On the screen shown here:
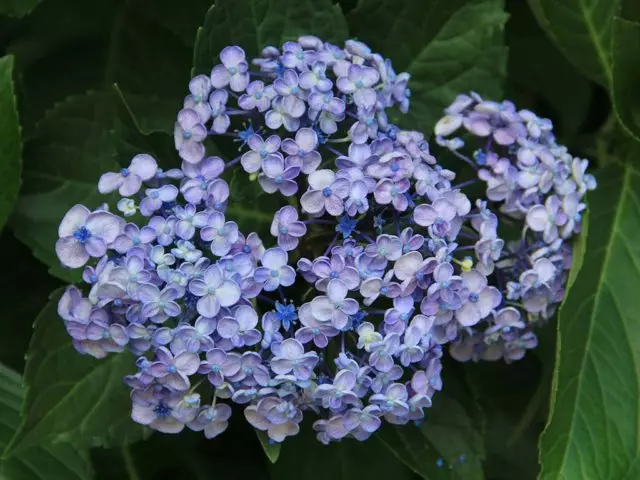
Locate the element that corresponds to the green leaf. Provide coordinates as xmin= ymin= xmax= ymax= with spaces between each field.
xmin=528 ymin=0 xmax=621 ymax=86
xmin=505 ymin=1 xmax=592 ymax=138
xmin=0 ymin=231 xmax=61 ymax=372
xmin=567 ymin=207 xmax=589 ymax=291
xmin=539 ymin=164 xmax=640 ymax=479
xmin=145 ymin=0 xmax=212 ymax=48
xmin=463 ymin=358 xmax=545 ymax=479
xmin=0 ymin=0 xmax=41 ymax=17
xmin=10 ymin=92 xmax=121 ymax=283
xmin=8 ymin=0 xmax=195 ymax=135
xmin=612 ymin=18 xmax=640 ymax=143
xmin=4 ymin=288 xmax=144 ymax=455
xmin=0 ymin=55 xmax=22 ymax=232
xmin=377 ymin=390 xmax=485 ymax=479
xmin=256 ymin=430 xmax=281 ymax=464
xmin=192 ymin=0 xmax=349 ymax=75
xmin=349 ymin=0 xmax=509 ymax=132
xmin=0 ymin=363 xmax=93 ymax=480
xmin=270 ymin=424 xmax=416 ymax=479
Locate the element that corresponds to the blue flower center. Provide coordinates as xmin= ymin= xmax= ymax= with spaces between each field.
xmin=322 ymin=187 xmax=332 ymax=197
xmin=244 ymin=367 xmax=253 ymax=375
xmin=330 ymin=271 xmax=339 ymax=279
xmin=355 ymin=80 xmax=364 ymax=89
xmin=279 ymin=226 xmax=289 ymax=234
xmin=469 ymin=293 xmax=479 ymax=303
xmin=442 ymin=280 xmax=450 ymax=288
xmin=255 ymin=91 xmax=263 ymax=99
xmin=275 ymin=175 xmax=283 ymax=184
xmin=416 ymin=271 xmax=424 ymax=281
xmin=167 ymin=365 xmax=177 ymax=373
xmin=296 ymin=52 xmax=305 ymax=60
xmin=291 ymin=86 xmax=300 ymax=95
xmin=228 ymin=67 xmax=238 ymax=75
xmin=151 ymin=191 xmax=160 ymax=199
xmin=366 ymin=118 xmax=374 ymax=126
xmin=270 ymin=270 xmax=279 ymax=277
xmin=243 ymin=244 xmax=251 ymax=253
xmin=474 ymin=151 xmax=487 ymax=165
xmin=101 ymin=330 xmax=110 ymax=339
xmin=211 ymin=365 xmax=220 ymax=373
xmin=194 ymin=95 xmax=202 ymax=103
xmin=153 ymin=402 xmax=172 ymax=419
xmin=73 ymin=226 xmax=92 ymax=244
xmin=391 ymin=163 xmax=400 ymax=172
xmin=380 ymin=287 xmax=388 ymax=295
xmin=183 ymin=130 xmax=192 ymax=139
xmin=120 ymin=168 xmax=130 ymax=177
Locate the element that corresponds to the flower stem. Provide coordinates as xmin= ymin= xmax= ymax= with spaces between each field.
xmin=121 ymin=445 xmax=141 ymax=480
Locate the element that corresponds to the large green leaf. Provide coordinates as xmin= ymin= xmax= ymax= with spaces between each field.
xmin=8 ymin=0 xmax=195 ymax=135
xmin=145 ymin=0 xmax=212 ymax=48
xmin=0 ymin=0 xmax=41 ymax=17
xmin=528 ymin=0 xmax=621 ymax=86
xmin=349 ymin=0 xmax=508 ymax=132
xmin=0 ymin=363 xmax=93 ymax=480
xmin=464 ymin=358 xmax=546 ymax=480
xmin=0 ymin=231 xmax=60 ymax=372
xmin=4 ymin=289 xmax=144 ymax=455
xmin=377 ymin=390 xmax=485 ymax=479
xmin=506 ymin=1 xmax=592 ymax=138
xmin=10 ymin=92 xmax=121 ymax=283
xmin=270 ymin=424 xmax=417 ymax=479
xmin=539 ymin=164 xmax=640 ymax=479
xmin=0 ymin=55 xmax=22 ymax=232
xmin=612 ymin=18 xmax=640 ymax=143
xmin=192 ymin=0 xmax=349 ymax=75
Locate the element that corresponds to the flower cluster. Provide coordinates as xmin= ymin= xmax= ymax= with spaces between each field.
xmin=433 ymin=92 xmax=596 ymax=361
xmin=54 ymin=38 xmax=594 ymax=445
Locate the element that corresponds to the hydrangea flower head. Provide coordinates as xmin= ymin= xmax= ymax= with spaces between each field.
xmin=54 ymin=39 xmax=593 ymax=445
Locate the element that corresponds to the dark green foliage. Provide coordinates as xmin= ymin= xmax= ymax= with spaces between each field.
xmin=0 ymin=1 xmax=638 ymax=479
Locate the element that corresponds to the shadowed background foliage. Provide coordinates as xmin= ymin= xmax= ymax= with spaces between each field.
xmin=0 ymin=0 xmax=639 ymax=479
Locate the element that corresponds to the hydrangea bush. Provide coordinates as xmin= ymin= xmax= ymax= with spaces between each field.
xmin=54 ymin=36 xmax=594 ymax=446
